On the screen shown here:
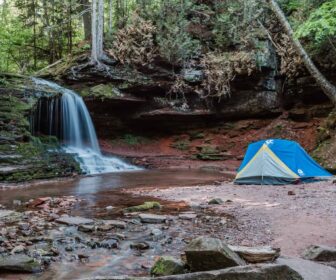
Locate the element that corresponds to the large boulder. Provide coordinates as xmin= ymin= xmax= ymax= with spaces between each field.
xmin=151 ymin=256 xmax=185 ymax=277
xmin=185 ymin=237 xmax=246 ymax=271
xmin=302 ymin=245 xmax=336 ymax=262
xmin=0 ymin=255 xmax=42 ymax=273
xmin=277 ymin=257 xmax=336 ymax=280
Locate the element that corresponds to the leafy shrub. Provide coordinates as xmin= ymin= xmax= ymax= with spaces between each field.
xmin=156 ymin=12 xmax=201 ymax=65
xmin=296 ymin=0 xmax=336 ymax=46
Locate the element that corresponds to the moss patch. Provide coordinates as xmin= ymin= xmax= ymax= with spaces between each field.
xmin=124 ymin=201 xmax=161 ymax=212
xmin=150 ymin=256 xmax=185 ymax=276
xmin=81 ymin=84 xmax=123 ymax=100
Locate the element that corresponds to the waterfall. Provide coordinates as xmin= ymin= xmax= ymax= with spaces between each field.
xmin=32 ymin=78 xmax=140 ymax=175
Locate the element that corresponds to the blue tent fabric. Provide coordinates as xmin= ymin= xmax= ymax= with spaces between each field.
xmin=235 ymin=139 xmax=332 ymax=185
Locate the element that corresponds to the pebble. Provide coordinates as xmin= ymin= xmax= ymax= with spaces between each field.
xmin=130 ymin=241 xmax=150 ymax=250
xmin=100 ymin=239 xmax=119 ymax=249
xmin=13 ymin=200 xmax=22 ymax=206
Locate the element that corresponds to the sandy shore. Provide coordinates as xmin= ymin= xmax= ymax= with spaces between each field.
xmin=126 ymin=180 xmax=336 ymax=257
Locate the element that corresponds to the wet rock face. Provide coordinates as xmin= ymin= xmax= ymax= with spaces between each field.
xmin=0 ymin=75 xmax=80 ymax=182
xmin=185 ymin=237 xmax=246 ymax=271
xmin=0 ymin=255 xmax=42 ymax=273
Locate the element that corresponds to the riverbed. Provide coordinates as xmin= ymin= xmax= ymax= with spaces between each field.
xmin=1 ymin=170 xmax=336 ymax=279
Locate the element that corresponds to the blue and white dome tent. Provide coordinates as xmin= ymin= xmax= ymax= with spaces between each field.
xmin=234 ymin=139 xmax=333 ymax=185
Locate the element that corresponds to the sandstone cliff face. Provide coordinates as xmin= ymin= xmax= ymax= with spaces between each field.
xmin=47 ymin=39 xmax=332 ymax=139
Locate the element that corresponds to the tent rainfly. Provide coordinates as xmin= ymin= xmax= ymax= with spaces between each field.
xmin=234 ymin=139 xmax=333 ymax=185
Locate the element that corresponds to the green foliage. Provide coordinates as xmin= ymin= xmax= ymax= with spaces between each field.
xmin=279 ymin=0 xmax=336 ymax=63
xmin=296 ymin=0 xmax=336 ymax=44
xmin=212 ymin=0 xmax=264 ymax=50
xmin=0 ymin=0 xmax=84 ymax=74
xmin=156 ymin=10 xmax=201 ymax=65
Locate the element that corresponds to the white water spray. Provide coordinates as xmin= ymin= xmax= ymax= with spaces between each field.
xmin=33 ymin=78 xmax=140 ymax=174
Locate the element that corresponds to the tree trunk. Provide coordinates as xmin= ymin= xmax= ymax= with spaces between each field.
xmin=268 ymin=0 xmax=336 ymax=105
xmin=91 ymin=0 xmax=98 ymax=62
xmin=91 ymin=0 xmax=104 ymax=64
xmin=32 ymin=0 xmax=37 ymax=69
xmin=109 ymin=0 xmax=113 ymax=34
xmin=97 ymin=0 xmax=104 ymax=58
xmin=81 ymin=0 xmax=91 ymax=41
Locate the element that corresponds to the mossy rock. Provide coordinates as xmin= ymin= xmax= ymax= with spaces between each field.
xmin=171 ymin=140 xmax=190 ymax=151
xmin=88 ymin=84 xmax=122 ymax=100
xmin=150 ymin=256 xmax=185 ymax=277
xmin=195 ymin=146 xmax=224 ymax=161
xmin=124 ymin=201 xmax=161 ymax=212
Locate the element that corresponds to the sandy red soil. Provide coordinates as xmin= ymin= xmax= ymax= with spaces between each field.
xmin=126 ymin=180 xmax=336 ymax=257
xmin=100 ymin=116 xmax=323 ymax=172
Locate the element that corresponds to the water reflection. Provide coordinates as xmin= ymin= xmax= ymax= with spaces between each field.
xmin=0 ymin=169 xmax=228 ymax=211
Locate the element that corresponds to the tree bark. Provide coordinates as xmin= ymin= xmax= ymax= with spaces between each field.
xmin=109 ymin=0 xmax=113 ymax=34
xmin=268 ymin=0 xmax=336 ymax=105
xmin=97 ymin=0 xmax=104 ymax=58
xmin=91 ymin=0 xmax=104 ymax=64
xmin=81 ymin=0 xmax=91 ymax=40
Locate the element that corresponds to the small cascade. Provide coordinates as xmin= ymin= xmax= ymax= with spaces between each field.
xmin=32 ymin=78 xmax=139 ymax=175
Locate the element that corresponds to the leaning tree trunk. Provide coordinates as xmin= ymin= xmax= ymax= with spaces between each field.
xmin=268 ymin=0 xmax=336 ymax=105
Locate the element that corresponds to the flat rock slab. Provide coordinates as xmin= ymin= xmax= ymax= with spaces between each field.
xmin=139 ymin=214 xmax=167 ymax=223
xmin=179 ymin=213 xmax=197 ymax=220
xmin=97 ymin=220 xmax=127 ymax=230
xmin=277 ymin=257 xmax=336 ymax=280
xmin=0 ymin=210 xmax=22 ymax=223
xmin=0 ymin=210 xmax=15 ymax=218
xmin=0 ymin=255 xmax=42 ymax=273
xmin=56 ymin=216 xmax=94 ymax=226
xmin=83 ymin=264 xmax=303 ymax=280
xmin=228 ymin=245 xmax=280 ymax=263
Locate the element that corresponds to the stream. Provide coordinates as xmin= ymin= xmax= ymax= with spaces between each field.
xmin=0 ymin=169 xmax=225 ymax=212
xmin=0 ymin=169 xmax=227 ymax=280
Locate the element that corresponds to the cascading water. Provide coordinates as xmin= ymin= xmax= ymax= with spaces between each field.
xmin=32 ymin=78 xmax=140 ymax=174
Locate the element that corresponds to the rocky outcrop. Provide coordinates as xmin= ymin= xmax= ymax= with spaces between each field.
xmin=84 ymin=264 xmax=303 ymax=280
xmin=0 ymin=74 xmax=80 ymax=182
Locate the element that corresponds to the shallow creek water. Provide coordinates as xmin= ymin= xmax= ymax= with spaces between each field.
xmin=0 ymin=169 xmax=225 ymax=212
xmin=0 ymin=169 xmax=228 ymax=280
